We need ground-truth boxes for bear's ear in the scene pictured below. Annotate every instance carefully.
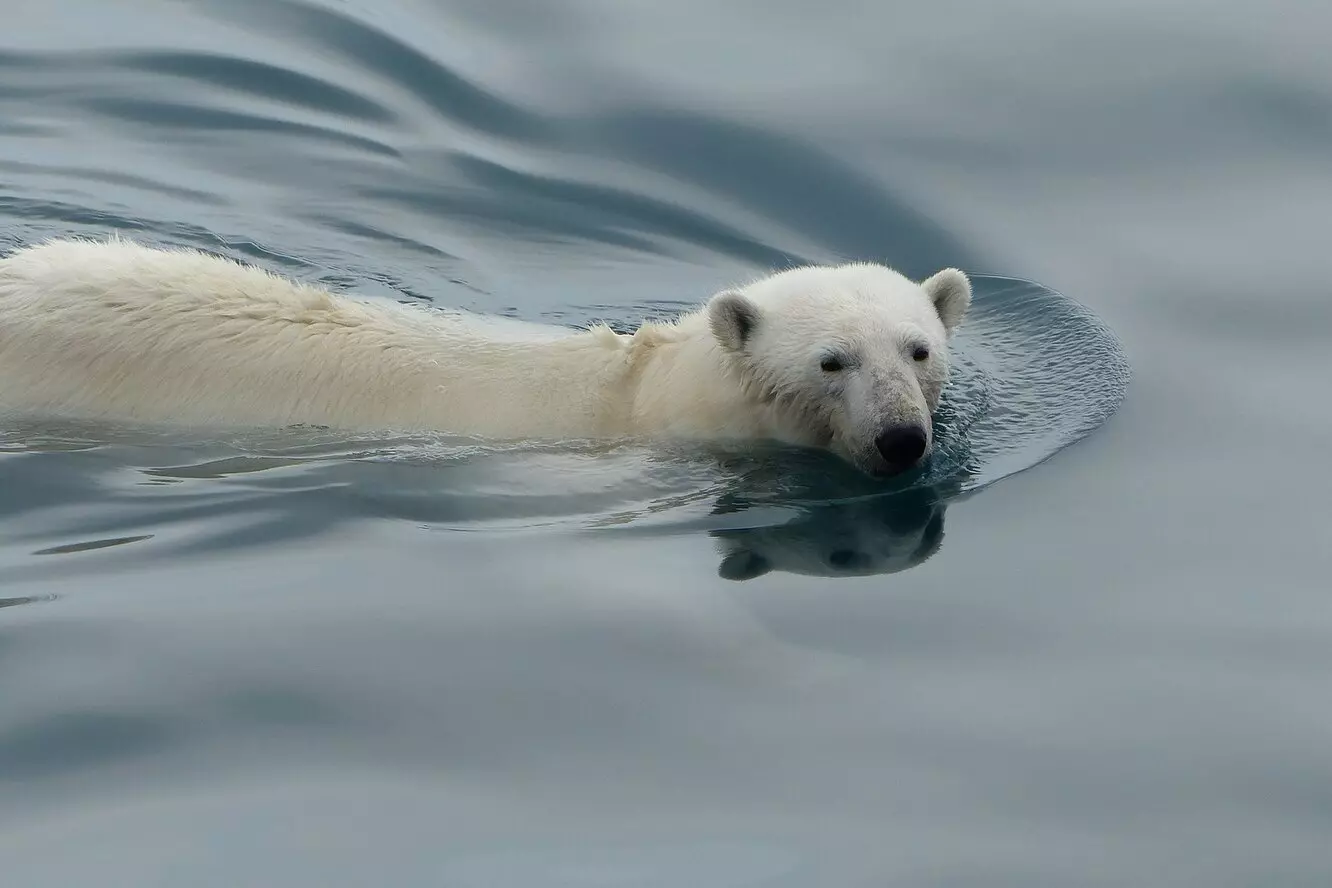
[708,289,760,353]
[922,268,972,336]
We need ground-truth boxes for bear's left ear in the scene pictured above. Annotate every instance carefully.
[708,289,760,353]
[922,268,972,336]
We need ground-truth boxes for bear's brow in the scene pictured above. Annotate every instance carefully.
[820,346,857,364]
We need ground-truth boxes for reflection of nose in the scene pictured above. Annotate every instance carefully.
[876,424,927,471]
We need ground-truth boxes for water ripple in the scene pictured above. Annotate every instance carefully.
[80,98,402,159]
[203,0,548,142]
[574,110,977,277]
[116,51,398,125]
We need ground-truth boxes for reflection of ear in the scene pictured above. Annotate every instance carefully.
[922,268,972,335]
[708,290,760,352]
[718,548,772,581]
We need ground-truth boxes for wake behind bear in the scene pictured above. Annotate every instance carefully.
[0,238,971,478]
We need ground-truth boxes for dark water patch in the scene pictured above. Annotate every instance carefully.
[0,595,55,610]
[143,456,318,480]
[116,51,398,125]
[0,159,225,205]
[202,0,548,143]
[0,196,147,234]
[80,97,402,160]
[0,46,395,127]
[446,153,799,267]
[1214,77,1332,149]
[574,110,977,277]
[361,183,669,258]
[32,535,154,557]
[294,214,461,265]
[0,712,183,781]
[0,121,58,137]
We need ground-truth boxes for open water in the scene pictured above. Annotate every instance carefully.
[1,1,1329,886]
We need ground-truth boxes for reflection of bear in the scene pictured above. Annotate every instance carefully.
[710,486,949,581]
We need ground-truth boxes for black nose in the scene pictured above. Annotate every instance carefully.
[875,424,928,470]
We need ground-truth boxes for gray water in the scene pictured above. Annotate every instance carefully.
[1,1,1330,886]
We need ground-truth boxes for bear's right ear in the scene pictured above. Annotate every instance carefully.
[708,290,760,353]
[922,268,972,336]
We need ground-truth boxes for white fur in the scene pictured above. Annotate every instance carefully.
[0,238,970,476]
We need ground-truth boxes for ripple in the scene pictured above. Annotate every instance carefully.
[32,535,155,557]
[948,276,1132,486]
[364,154,792,267]
[574,110,978,279]
[201,0,548,142]
[80,98,402,160]
[115,51,398,125]
[0,160,225,205]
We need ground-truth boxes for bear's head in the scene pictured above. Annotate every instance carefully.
[707,263,971,477]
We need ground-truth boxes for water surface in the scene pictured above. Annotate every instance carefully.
[2,1,1331,886]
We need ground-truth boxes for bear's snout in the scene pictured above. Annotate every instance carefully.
[875,424,928,474]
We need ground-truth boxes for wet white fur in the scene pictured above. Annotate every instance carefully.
[0,238,969,474]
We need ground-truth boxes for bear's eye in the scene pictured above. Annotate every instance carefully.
[911,345,931,362]
[820,356,845,373]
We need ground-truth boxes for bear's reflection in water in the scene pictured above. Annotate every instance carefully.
[709,486,948,581]
[0,420,966,582]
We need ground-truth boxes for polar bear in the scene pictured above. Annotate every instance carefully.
[0,238,971,477]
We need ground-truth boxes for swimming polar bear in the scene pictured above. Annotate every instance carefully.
[0,238,970,477]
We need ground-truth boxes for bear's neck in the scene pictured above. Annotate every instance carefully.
[406,309,772,443]
[622,313,781,442]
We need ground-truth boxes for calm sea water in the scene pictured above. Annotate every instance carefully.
[2,1,1330,886]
